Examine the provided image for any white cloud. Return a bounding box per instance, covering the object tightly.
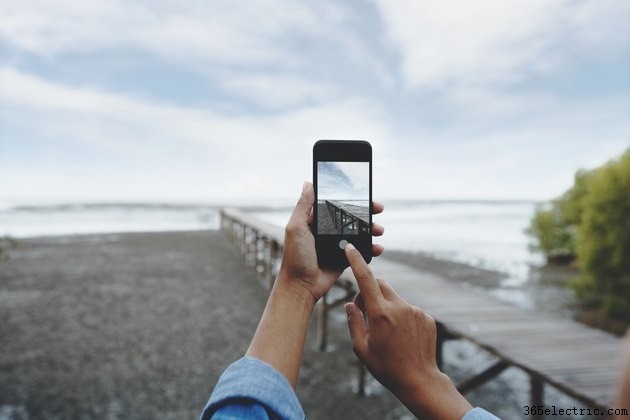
[375,0,630,89]
[0,0,366,69]
[221,73,339,109]
[0,66,389,201]
[1,2,627,204]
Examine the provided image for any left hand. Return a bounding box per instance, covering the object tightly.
[279,181,384,302]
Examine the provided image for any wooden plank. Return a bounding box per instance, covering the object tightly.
[327,200,370,224]
[369,255,622,410]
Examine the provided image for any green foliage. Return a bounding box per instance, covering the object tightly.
[571,150,630,320]
[526,169,592,261]
[528,148,630,321]
[526,204,577,260]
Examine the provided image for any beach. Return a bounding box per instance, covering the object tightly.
[0,231,414,419]
[1,228,597,419]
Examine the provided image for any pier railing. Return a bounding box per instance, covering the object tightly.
[220,207,356,350]
[324,200,370,235]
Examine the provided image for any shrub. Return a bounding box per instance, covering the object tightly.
[571,150,630,320]
[528,149,630,321]
[526,169,592,262]
[526,204,577,261]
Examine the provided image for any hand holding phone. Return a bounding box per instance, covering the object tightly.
[313,140,373,268]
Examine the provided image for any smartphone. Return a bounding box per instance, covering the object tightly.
[313,140,372,268]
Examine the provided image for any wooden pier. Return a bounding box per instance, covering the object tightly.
[220,208,622,418]
[220,207,356,350]
[324,200,370,235]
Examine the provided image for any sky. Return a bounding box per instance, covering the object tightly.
[1,0,629,204]
[318,161,369,201]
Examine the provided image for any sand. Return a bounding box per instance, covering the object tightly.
[0,231,410,419]
[0,230,596,419]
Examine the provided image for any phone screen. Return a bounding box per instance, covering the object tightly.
[313,140,372,268]
[316,161,371,237]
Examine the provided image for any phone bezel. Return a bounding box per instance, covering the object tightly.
[313,139,372,268]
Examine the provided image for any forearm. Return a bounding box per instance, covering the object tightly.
[246,271,316,388]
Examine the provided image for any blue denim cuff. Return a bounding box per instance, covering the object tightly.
[201,356,305,420]
[462,407,501,420]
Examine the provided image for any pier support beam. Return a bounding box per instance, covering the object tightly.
[529,377,544,420]
[457,361,509,395]
[317,294,328,351]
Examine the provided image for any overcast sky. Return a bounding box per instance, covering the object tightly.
[318,162,369,201]
[1,0,628,203]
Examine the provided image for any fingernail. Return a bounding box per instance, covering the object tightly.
[302,182,308,193]
[345,242,355,250]
[345,303,352,315]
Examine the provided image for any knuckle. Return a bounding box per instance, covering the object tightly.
[373,306,394,325]
[411,305,425,317]
[370,306,386,321]
[356,266,373,280]
[285,221,300,235]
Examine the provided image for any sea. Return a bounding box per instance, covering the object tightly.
[0,199,544,285]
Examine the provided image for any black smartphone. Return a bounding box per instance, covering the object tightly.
[313,140,372,268]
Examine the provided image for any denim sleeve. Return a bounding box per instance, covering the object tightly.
[462,407,501,420]
[200,356,305,420]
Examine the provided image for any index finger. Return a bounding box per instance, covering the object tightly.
[345,243,382,311]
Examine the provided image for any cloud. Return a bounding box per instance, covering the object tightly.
[1,1,627,204]
[221,73,339,109]
[375,0,630,89]
[0,66,388,201]
[0,0,377,71]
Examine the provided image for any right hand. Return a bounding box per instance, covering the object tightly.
[344,243,472,419]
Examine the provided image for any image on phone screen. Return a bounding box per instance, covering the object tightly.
[317,161,371,236]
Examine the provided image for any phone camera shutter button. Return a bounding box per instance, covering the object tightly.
[339,239,348,249]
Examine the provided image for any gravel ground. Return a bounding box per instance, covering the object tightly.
[0,231,408,420]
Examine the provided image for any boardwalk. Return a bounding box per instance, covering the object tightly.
[319,200,370,235]
[221,208,623,418]
[370,257,621,411]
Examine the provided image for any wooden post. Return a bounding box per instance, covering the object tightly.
[317,293,328,351]
[357,362,366,396]
[436,323,445,371]
[266,238,275,289]
[240,222,246,254]
[530,377,544,420]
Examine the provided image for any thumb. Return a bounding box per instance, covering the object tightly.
[289,181,314,225]
[345,302,368,356]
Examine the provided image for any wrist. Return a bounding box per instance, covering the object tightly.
[401,370,472,419]
[275,270,318,309]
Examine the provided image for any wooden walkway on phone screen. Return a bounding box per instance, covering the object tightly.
[220,207,622,419]
[324,200,370,235]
